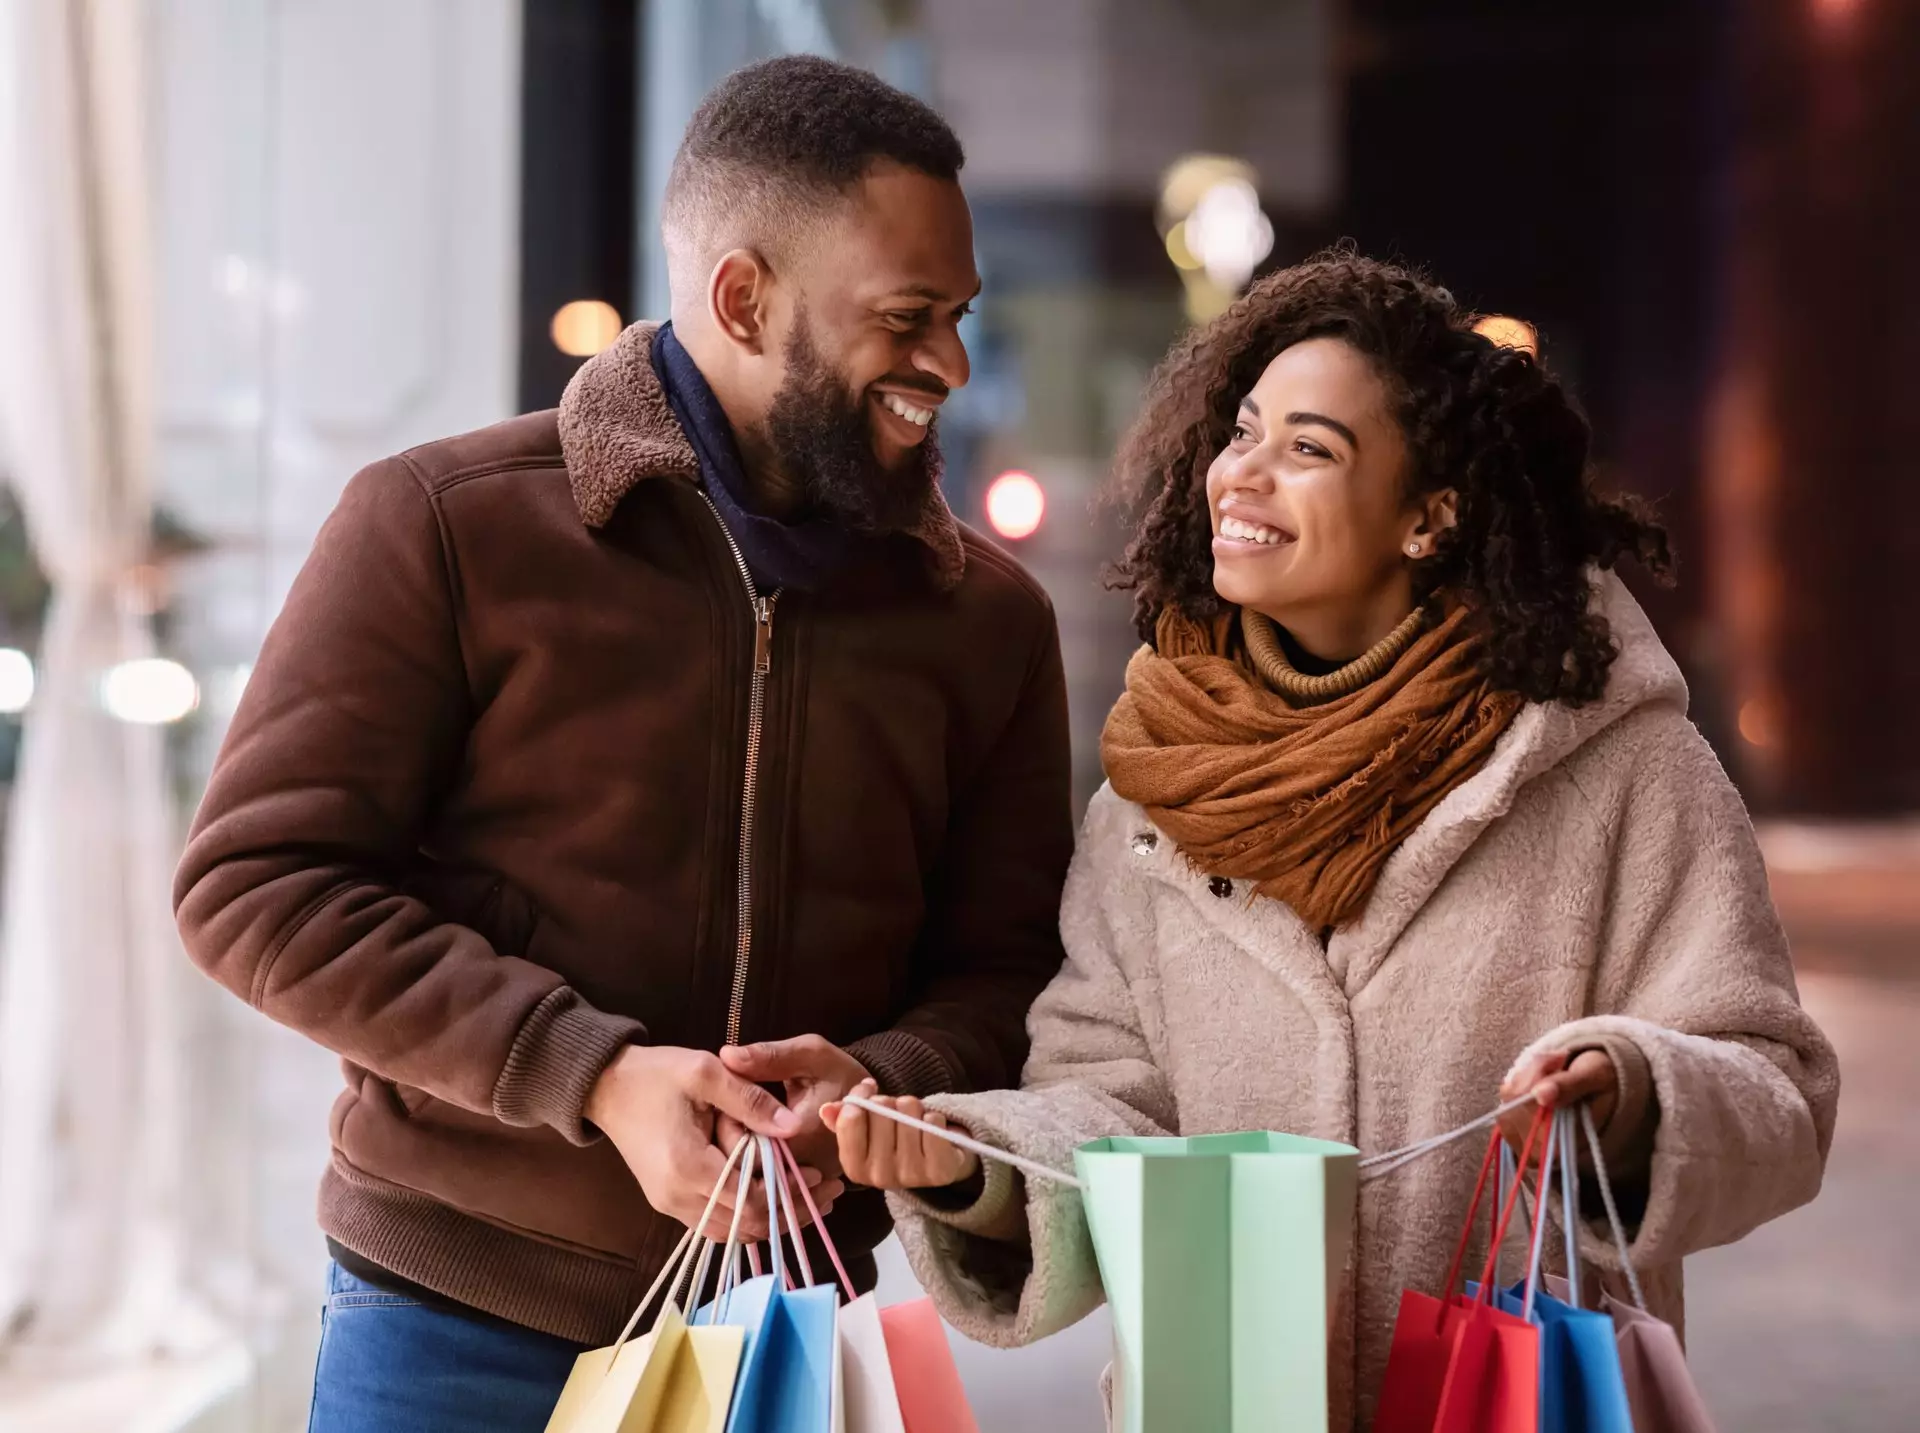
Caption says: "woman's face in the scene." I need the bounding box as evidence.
[1205,337,1443,654]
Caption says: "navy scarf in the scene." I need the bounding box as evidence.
[650,322,857,594]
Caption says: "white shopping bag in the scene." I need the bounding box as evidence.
[832,1293,907,1433]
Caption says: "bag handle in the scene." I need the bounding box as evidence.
[1517,1110,1560,1321]
[1432,1106,1547,1333]
[704,1138,761,1321]
[1578,1102,1647,1311]
[1557,1107,1582,1310]
[771,1136,857,1301]
[761,1135,789,1291]
[845,1089,1547,1192]
[1492,1138,1517,1291]
[606,1133,753,1360]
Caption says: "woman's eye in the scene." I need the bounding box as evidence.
[1294,438,1332,459]
[1232,423,1255,443]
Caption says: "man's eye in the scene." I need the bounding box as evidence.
[954,302,975,320]
[885,310,928,327]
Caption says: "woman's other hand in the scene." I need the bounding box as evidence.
[1498,1048,1618,1161]
[820,1080,982,1190]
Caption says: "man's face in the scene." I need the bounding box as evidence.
[759,164,978,533]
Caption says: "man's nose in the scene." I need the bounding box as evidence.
[913,323,970,393]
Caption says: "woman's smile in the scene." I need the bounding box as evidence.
[1213,497,1298,561]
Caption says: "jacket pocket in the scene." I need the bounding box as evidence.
[389,859,544,1117]
[399,859,543,960]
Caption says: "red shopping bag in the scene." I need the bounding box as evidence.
[1375,1108,1552,1433]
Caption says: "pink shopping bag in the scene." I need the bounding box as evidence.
[879,1298,980,1433]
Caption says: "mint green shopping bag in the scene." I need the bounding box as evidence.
[1075,1131,1360,1433]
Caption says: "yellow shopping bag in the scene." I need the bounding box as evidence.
[544,1140,755,1433]
[545,1302,742,1433]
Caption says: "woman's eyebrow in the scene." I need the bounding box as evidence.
[1287,410,1359,450]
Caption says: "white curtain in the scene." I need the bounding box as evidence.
[0,0,208,1363]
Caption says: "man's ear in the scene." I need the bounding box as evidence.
[708,248,775,354]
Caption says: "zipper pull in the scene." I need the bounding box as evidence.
[753,595,777,675]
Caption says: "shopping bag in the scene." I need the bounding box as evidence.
[1571,1102,1718,1433]
[759,1127,973,1433]
[1480,1283,1630,1433]
[1479,1109,1646,1433]
[1607,1297,1716,1433]
[878,1297,980,1433]
[544,1139,754,1433]
[713,1137,839,1433]
[1074,1128,1360,1433]
[832,1293,906,1433]
[1530,1108,1634,1433]
[1375,1108,1551,1433]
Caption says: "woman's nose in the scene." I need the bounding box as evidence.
[1221,452,1276,495]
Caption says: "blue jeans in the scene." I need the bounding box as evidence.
[308,1262,588,1433]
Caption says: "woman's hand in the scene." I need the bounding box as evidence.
[820,1080,982,1190]
[1498,1048,1618,1162]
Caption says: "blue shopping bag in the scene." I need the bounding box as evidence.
[702,1138,837,1433]
[711,1274,836,1433]
[1478,1107,1633,1433]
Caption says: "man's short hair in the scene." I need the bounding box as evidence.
[662,55,965,303]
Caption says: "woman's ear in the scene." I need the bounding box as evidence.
[707,248,774,353]
[1415,488,1459,543]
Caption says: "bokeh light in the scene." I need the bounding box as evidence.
[985,471,1046,541]
[101,658,200,724]
[0,648,34,714]
[550,299,623,358]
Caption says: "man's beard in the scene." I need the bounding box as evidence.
[762,316,943,535]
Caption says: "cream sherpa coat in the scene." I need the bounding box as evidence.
[889,575,1838,1431]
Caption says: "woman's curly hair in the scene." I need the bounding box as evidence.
[1110,249,1672,706]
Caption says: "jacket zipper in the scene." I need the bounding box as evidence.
[697,490,781,1049]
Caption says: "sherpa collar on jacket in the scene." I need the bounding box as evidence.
[556,321,967,592]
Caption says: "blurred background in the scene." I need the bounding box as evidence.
[0,0,1915,1429]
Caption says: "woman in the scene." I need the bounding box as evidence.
[819,252,1838,1429]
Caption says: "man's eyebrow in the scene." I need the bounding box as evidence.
[880,279,984,304]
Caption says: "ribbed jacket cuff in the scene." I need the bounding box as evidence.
[893,1158,1029,1244]
[845,1030,955,1099]
[492,987,644,1145]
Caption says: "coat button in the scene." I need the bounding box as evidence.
[1130,831,1158,856]
[1208,876,1234,899]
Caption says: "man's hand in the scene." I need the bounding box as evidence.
[1498,1048,1618,1165]
[586,1044,840,1241]
[821,1081,980,1190]
[718,1035,873,1179]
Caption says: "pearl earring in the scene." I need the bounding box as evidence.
[1406,543,1421,556]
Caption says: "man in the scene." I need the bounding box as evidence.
[176,56,1071,1429]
